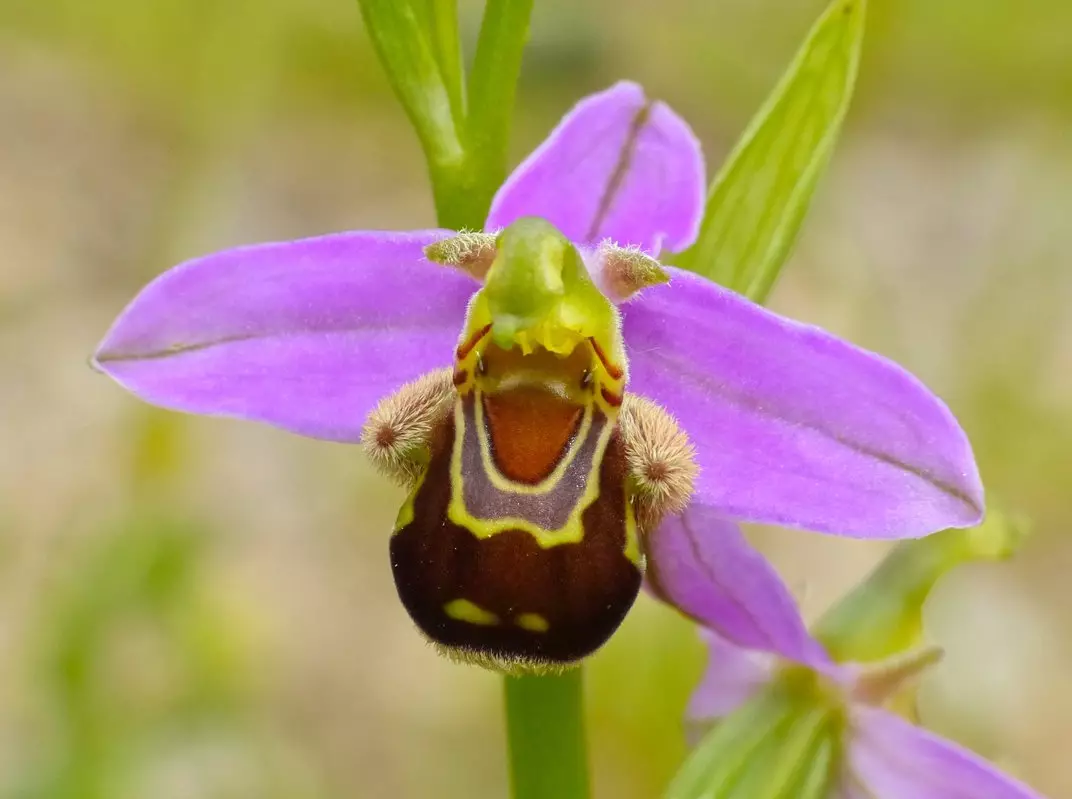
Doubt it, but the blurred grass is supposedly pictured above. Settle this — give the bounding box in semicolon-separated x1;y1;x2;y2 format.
1;0;1071;797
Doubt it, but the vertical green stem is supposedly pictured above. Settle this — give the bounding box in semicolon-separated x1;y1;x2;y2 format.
504;669;590;799
362;3;577;796
475;3;581;794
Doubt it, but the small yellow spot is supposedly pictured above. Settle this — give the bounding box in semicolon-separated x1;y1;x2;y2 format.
444;599;500;626
515;613;550;633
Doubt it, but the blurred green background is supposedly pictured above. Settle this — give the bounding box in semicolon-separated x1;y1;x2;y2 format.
1;0;1070;796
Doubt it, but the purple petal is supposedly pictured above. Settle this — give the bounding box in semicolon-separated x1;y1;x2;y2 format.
622;268;984;538
846;706;1046;798
833;783;873;799
646;504;832;667
486;81;705;254
687;629;778;722
94;230;477;441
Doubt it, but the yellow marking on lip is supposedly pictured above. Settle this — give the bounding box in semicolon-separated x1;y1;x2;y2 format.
444;392;642;566
448;397;612;550
515;613;550;633
623;497;642;567
444;599;500;626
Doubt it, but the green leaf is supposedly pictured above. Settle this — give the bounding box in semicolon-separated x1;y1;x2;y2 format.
432;0;535;230
467;0;535;203
675;0;866;302
666;671;845;799
664;688;794;799
355;0;462;158
358;0;533;230
413;0;466;127
356;0;465;217
723;704;839;799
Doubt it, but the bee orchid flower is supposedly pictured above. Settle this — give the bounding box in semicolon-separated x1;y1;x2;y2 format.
652;504;1045;799
93;82;983;672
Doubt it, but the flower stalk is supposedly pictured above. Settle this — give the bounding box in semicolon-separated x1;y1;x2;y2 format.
357;3;575;795
504;670;590;799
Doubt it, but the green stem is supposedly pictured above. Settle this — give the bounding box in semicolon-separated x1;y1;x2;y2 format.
504;669;590;799
428;156;490;231
362;4;571;796
428;0;534;230
356;0;465;175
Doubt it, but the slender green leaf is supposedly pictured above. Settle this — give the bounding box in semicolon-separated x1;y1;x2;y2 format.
664;688;796;799
355;0;464;171
467;0;535;202
412;0;466;127
791;733;841;799
666;677;844;799
722;706;840;799
358;0;532;229
676;0;866;302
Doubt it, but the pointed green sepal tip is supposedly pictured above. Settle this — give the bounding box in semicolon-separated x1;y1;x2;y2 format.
813;505;1031;664
675;0;865;302
850;644;944;707
960;505;1031;561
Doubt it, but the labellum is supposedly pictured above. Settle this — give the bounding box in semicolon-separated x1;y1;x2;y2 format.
362;218;696;672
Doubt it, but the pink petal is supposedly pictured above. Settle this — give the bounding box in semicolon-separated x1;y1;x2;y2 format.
846;706;1046;799
646;504;831;668
94;230;477;441
622;268;984;538
486;81;705;254
686;629;779;722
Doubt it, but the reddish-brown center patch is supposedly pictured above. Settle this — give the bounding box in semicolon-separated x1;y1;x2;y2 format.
375;425;396;448
483;388;583;484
